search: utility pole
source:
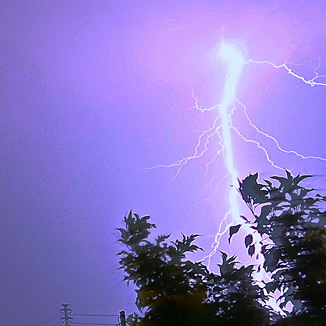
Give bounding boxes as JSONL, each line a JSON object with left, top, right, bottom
{"left": 119, "top": 311, "right": 126, "bottom": 326}
{"left": 60, "top": 304, "right": 73, "bottom": 326}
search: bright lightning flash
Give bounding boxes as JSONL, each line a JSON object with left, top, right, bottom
{"left": 204, "top": 43, "right": 277, "bottom": 280}
{"left": 216, "top": 41, "right": 244, "bottom": 224}
{"left": 202, "top": 42, "right": 248, "bottom": 263}
{"left": 144, "top": 38, "right": 326, "bottom": 272}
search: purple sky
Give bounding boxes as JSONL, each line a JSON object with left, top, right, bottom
{"left": 1, "top": 1, "right": 326, "bottom": 325}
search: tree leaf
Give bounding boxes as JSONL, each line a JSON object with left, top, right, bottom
{"left": 228, "top": 224, "right": 241, "bottom": 243}
{"left": 240, "top": 215, "right": 250, "bottom": 223}
{"left": 239, "top": 173, "right": 268, "bottom": 204}
{"left": 244, "top": 234, "right": 253, "bottom": 248}
{"left": 248, "top": 245, "right": 255, "bottom": 257}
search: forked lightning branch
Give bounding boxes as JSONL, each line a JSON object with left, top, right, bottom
{"left": 145, "top": 39, "right": 326, "bottom": 267}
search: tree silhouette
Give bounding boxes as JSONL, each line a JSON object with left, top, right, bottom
{"left": 117, "top": 171, "right": 325, "bottom": 325}
{"left": 117, "top": 212, "right": 270, "bottom": 326}
{"left": 238, "top": 171, "right": 326, "bottom": 325}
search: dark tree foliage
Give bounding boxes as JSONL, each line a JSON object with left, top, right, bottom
{"left": 204, "top": 252, "right": 271, "bottom": 326}
{"left": 117, "top": 212, "right": 270, "bottom": 326}
{"left": 117, "top": 172, "right": 325, "bottom": 326}
{"left": 237, "top": 171, "right": 326, "bottom": 325}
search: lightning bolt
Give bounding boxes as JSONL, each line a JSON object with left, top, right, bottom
{"left": 216, "top": 41, "right": 244, "bottom": 219}
{"left": 204, "top": 42, "right": 244, "bottom": 261}
{"left": 246, "top": 58, "right": 326, "bottom": 87}
{"left": 144, "top": 38, "right": 326, "bottom": 271}
{"left": 202, "top": 43, "right": 278, "bottom": 272}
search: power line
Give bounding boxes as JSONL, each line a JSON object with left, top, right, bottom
{"left": 60, "top": 304, "right": 125, "bottom": 326}
{"left": 72, "top": 314, "right": 118, "bottom": 317}
{"left": 70, "top": 303, "right": 133, "bottom": 306}
{"left": 72, "top": 323, "right": 117, "bottom": 325}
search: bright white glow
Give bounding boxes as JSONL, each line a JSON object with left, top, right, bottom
{"left": 144, "top": 40, "right": 326, "bottom": 268}
{"left": 217, "top": 41, "right": 244, "bottom": 223}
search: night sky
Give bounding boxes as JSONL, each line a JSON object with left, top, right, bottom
{"left": 1, "top": 1, "right": 326, "bottom": 325}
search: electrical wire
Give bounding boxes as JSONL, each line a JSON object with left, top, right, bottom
{"left": 72, "top": 314, "right": 118, "bottom": 317}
